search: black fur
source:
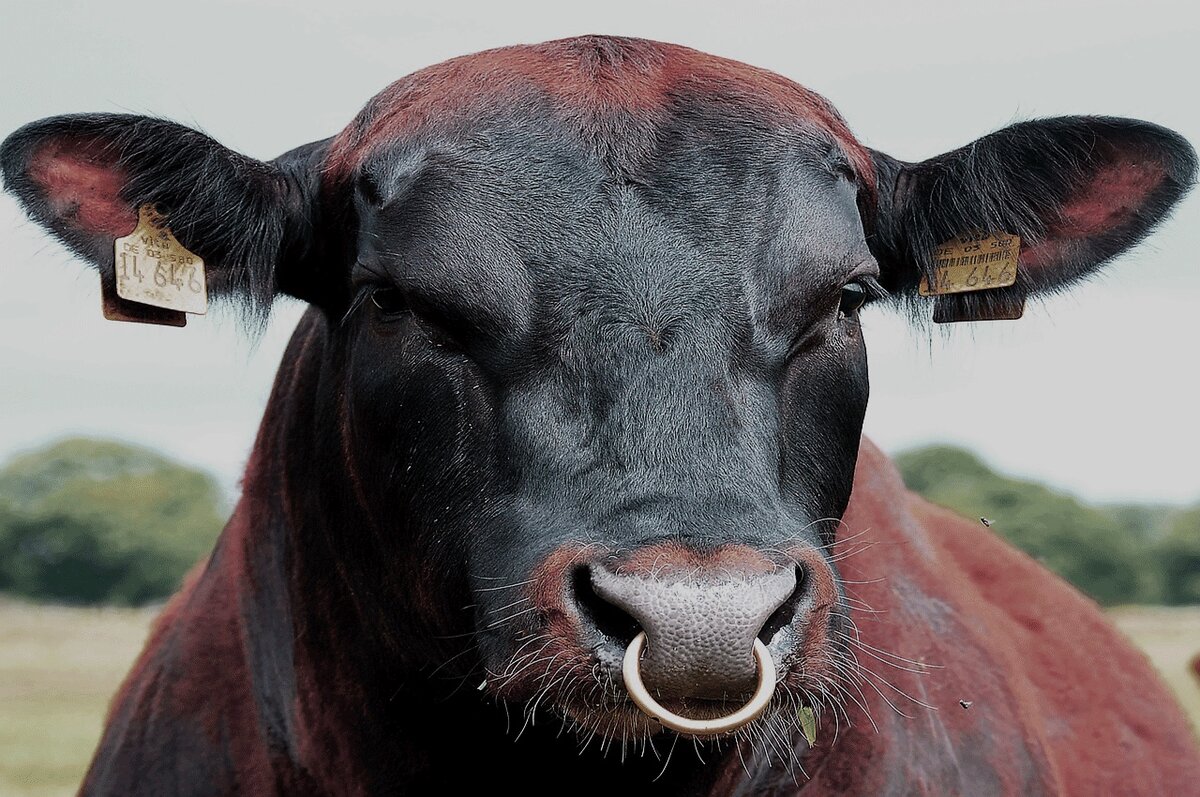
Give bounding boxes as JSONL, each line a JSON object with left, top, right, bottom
{"left": 0, "top": 114, "right": 324, "bottom": 325}
{"left": 1, "top": 38, "right": 1196, "bottom": 795}
{"left": 869, "top": 116, "right": 1197, "bottom": 319}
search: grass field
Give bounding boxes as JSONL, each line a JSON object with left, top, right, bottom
{"left": 1, "top": 600, "right": 1197, "bottom": 796}
{"left": 0, "top": 600, "right": 158, "bottom": 797}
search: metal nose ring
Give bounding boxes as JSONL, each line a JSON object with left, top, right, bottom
{"left": 620, "top": 631, "right": 776, "bottom": 736}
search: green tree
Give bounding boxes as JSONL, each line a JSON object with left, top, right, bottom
{"left": 1158, "top": 506, "right": 1200, "bottom": 605}
{"left": 0, "top": 438, "right": 226, "bottom": 605}
{"left": 894, "top": 445, "right": 1161, "bottom": 606}
{"left": 892, "top": 445, "right": 993, "bottom": 496}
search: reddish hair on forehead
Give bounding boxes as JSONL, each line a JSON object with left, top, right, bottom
{"left": 323, "top": 35, "right": 876, "bottom": 203}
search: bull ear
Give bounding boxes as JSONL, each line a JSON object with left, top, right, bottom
{"left": 0, "top": 113, "right": 331, "bottom": 320}
{"left": 868, "top": 117, "right": 1196, "bottom": 310}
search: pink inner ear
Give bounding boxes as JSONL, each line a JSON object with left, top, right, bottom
{"left": 1056, "top": 156, "right": 1165, "bottom": 237}
{"left": 1021, "top": 154, "right": 1164, "bottom": 271}
{"left": 26, "top": 138, "right": 136, "bottom": 239}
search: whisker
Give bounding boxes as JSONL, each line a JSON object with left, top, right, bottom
{"left": 839, "top": 633, "right": 942, "bottom": 669}
{"left": 487, "top": 597, "right": 531, "bottom": 615}
{"left": 838, "top": 637, "right": 937, "bottom": 675}
{"left": 826, "top": 541, "right": 880, "bottom": 564}
{"left": 485, "top": 605, "right": 538, "bottom": 630}
{"left": 653, "top": 733, "right": 681, "bottom": 781}
{"left": 857, "top": 663, "right": 939, "bottom": 711}
{"left": 475, "top": 578, "right": 536, "bottom": 592}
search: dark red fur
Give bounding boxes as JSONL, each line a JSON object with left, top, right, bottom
{"left": 605, "top": 542, "right": 780, "bottom": 577}
{"left": 87, "top": 432, "right": 1199, "bottom": 795}
{"left": 4, "top": 35, "right": 1193, "bottom": 797}
{"left": 730, "top": 441, "right": 1199, "bottom": 793}
{"left": 324, "top": 36, "right": 875, "bottom": 207}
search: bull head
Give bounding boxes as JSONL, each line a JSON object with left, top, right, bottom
{"left": 2, "top": 36, "right": 1193, "bottom": 763}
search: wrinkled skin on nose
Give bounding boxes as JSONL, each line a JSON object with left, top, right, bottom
{"left": 591, "top": 566, "right": 797, "bottom": 700}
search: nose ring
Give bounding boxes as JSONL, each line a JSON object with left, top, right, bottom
{"left": 621, "top": 630, "right": 776, "bottom": 736}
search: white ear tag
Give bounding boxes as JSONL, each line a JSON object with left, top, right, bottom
{"left": 113, "top": 205, "right": 208, "bottom": 315}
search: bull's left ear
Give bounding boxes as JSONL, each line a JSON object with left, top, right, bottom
{"left": 1, "top": 113, "right": 332, "bottom": 318}
{"left": 867, "top": 116, "right": 1196, "bottom": 301}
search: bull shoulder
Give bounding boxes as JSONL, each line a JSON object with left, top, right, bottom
{"left": 823, "top": 440, "right": 1200, "bottom": 794}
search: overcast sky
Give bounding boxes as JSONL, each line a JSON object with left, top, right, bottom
{"left": 1, "top": 0, "right": 1197, "bottom": 505}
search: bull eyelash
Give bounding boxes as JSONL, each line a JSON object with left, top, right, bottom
{"left": 857, "top": 274, "right": 889, "bottom": 304}
{"left": 341, "top": 284, "right": 375, "bottom": 326}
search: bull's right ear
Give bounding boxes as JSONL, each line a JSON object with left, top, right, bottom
{"left": 865, "top": 117, "right": 1196, "bottom": 317}
{"left": 1, "top": 113, "right": 335, "bottom": 319}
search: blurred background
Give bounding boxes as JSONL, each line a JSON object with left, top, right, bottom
{"left": 1, "top": 1, "right": 1197, "bottom": 794}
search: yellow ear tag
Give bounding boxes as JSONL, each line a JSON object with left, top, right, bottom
{"left": 932, "top": 292, "right": 1026, "bottom": 323}
{"left": 918, "top": 232, "right": 1020, "bottom": 296}
{"left": 113, "top": 205, "right": 208, "bottom": 315}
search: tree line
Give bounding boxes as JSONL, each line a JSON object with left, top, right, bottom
{"left": 896, "top": 445, "right": 1200, "bottom": 607}
{"left": 0, "top": 438, "right": 1195, "bottom": 607}
{"left": 0, "top": 438, "right": 224, "bottom": 605}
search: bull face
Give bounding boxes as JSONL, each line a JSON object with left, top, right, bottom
{"left": 340, "top": 91, "right": 874, "bottom": 740}
{"left": 2, "top": 36, "right": 1193, "bottom": 756}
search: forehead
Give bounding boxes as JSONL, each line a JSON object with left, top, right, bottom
{"left": 326, "top": 36, "right": 874, "bottom": 200}
{"left": 336, "top": 37, "right": 874, "bottom": 316}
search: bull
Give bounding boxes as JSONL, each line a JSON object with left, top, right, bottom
{"left": 3, "top": 35, "right": 1197, "bottom": 796}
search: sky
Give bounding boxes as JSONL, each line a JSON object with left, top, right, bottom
{"left": 0, "top": 0, "right": 1197, "bottom": 505}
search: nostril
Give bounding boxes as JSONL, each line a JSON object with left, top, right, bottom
{"left": 757, "top": 565, "right": 807, "bottom": 645}
{"left": 570, "top": 566, "right": 641, "bottom": 647}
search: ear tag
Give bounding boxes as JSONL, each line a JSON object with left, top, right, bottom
{"left": 932, "top": 291, "right": 1026, "bottom": 323}
{"left": 918, "top": 232, "right": 1020, "bottom": 296}
{"left": 100, "top": 274, "right": 187, "bottom": 326}
{"left": 111, "top": 205, "right": 208, "bottom": 316}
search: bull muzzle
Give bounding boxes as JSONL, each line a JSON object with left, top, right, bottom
{"left": 584, "top": 563, "right": 798, "bottom": 736}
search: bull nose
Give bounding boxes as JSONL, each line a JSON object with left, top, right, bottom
{"left": 581, "top": 563, "right": 798, "bottom": 700}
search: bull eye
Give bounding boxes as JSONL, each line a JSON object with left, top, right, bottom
{"left": 368, "top": 286, "right": 478, "bottom": 345}
{"left": 838, "top": 281, "right": 869, "bottom": 318}
{"left": 370, "top": 286, "right": 409, "bottom": 317}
